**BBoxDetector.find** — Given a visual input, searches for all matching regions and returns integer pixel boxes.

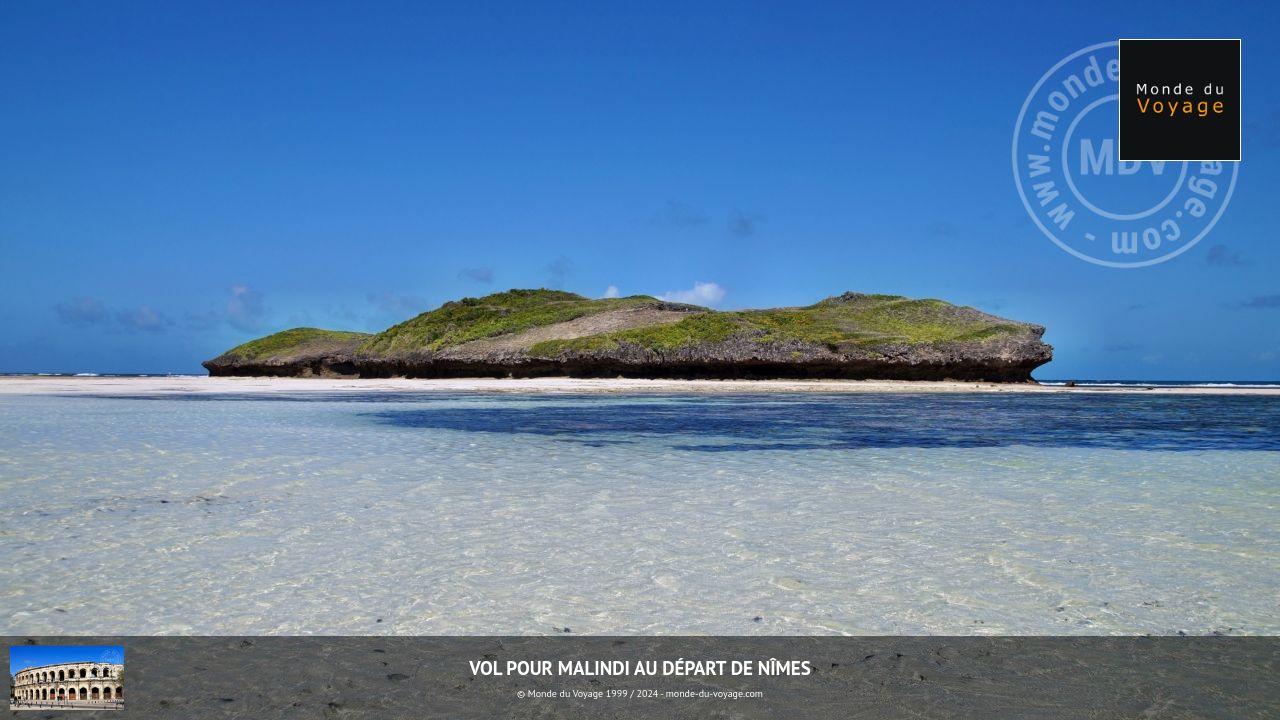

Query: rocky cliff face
[204,290,1053,382]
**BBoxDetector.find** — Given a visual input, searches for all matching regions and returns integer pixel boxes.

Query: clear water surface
[1,391,1276,635]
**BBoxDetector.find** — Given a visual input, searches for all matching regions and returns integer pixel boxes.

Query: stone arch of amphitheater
[11,661,124,705]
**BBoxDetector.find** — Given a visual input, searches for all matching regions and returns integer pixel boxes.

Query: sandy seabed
[2,374,1277,636]
[2,375,1278,396]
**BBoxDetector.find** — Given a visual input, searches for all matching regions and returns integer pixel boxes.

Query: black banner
[5,636,1278,718]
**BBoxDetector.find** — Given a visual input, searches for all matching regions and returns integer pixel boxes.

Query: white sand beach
[0,375,1277,396]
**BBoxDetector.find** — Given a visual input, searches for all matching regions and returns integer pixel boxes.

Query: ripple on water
[0,392,1276,635]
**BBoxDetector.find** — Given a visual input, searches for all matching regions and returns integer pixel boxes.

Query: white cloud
[659,281,726,306]
[602,285,621,299]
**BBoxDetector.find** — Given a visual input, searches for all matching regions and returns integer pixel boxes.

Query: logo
[1119,39,1241,161]
[1012,41,1238,268]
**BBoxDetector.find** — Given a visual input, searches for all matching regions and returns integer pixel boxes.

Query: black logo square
[1119,39,1240,161]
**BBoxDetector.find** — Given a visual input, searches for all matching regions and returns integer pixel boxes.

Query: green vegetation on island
[204,288,1052,382]
[529,293,1026,356]
[212,328,371,363]
[357,289,690,355]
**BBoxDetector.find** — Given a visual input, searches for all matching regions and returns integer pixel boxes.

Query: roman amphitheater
[10,661,123,707]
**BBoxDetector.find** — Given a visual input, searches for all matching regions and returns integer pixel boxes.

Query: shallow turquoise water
[1,392,1277,635]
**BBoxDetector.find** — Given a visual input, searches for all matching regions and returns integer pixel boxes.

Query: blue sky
[1,1,1277,379]
[9,646,124,675]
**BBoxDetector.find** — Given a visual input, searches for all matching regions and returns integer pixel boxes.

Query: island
[203,289,1053,382]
